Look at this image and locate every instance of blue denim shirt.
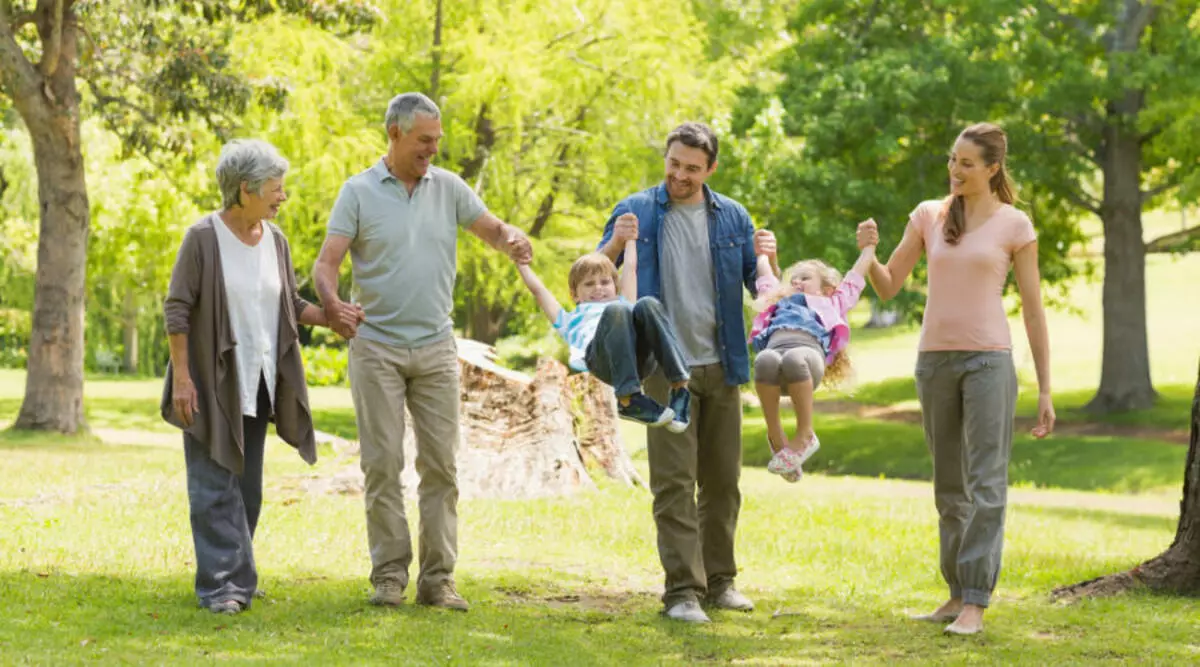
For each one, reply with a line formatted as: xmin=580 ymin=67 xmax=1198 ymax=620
xmin=598 ymin=183 xmax=758 ymax=385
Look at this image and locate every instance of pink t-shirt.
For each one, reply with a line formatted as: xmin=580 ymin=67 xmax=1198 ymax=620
xmin=910 ymin=199 xmax=1037 ymax=352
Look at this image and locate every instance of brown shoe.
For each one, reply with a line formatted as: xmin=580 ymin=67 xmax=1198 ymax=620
xmin=368 ymin=581 xmax=405 ymax=607
xmin=416 ymin=581 xmax=469 ymax=611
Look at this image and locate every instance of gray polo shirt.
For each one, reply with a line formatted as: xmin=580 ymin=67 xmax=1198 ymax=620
xmin=660 ymin=200 xmax=720 ymax=366
xmin=327 ymin=161 xmax=486 ymax=347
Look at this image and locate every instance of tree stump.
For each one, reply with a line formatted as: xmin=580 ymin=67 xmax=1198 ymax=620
xmin=301 ymin=339 xmax=643 ymax=499
xmin=1052 ymin=358 xmax=1200 ymax=601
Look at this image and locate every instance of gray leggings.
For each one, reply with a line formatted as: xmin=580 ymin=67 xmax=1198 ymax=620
xmin=754 ymin=330 xmax=826 ymax=387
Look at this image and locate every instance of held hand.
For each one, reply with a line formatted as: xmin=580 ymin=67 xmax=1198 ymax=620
xmin=504 ymin=226 xmax=533 ymax=265
xmin=325 ymin=300 xmax=358 ymax=339
xmin=613 ymin=213 xmax=639 ymax=244
xmin=856 ymin=219 xmax=879 ymax=250
xmin=1031 ymin=393 xmax=1056 ymax=439
xmin=753 ymin=229 xmax=778 ymax=260
xmin=172 ymin=375 xmax=199 ymax=428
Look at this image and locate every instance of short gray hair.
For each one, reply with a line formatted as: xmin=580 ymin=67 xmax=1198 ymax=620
xmin=216 ymin=139 xmax=290 ymax=210
xmin=384 ymin=93 xmax=440 ymax=134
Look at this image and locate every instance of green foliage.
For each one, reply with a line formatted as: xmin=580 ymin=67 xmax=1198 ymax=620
xmin=302 ymin=344 xmax=350 ymax=388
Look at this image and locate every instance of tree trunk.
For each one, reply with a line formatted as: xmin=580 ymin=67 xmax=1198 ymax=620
xmin=10 ymin=7 xmax=89 ymax=433
xmin=122 ymin=288 xmax=138 ymax=374
xmin=1086 ymin=107 xmax=1156 ymax=414
xmin=1054 ymin=358 xmax=1200 ymax=600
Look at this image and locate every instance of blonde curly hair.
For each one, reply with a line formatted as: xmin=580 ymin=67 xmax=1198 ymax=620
xmin=754 ymin=258 xmax=854 ymax=388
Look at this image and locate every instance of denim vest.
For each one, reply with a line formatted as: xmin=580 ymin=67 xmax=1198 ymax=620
xmin=598 ymin=183 xmax=758 ymax=385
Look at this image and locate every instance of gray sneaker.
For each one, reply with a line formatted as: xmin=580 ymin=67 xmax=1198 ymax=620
xmin=208 ymin=599 xmax=244 ymax=615
xmin=368 ymin=581 xmax=405 ymax=607
xmin=416 ymin=581 xmax=470 ymax=611
xmin=706 ymin=587 xmax=755 ymax=611
xmin=664 ymin=600 xmax=711 ymax=623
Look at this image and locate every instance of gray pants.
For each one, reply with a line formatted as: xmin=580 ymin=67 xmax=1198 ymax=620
xmin=915 ymin=351 xmax=1017 ymax=608
xmin=754 ymin=330 xmax=826 ymax=388
xmin=184 ymin=376 xmax=269 ymax=610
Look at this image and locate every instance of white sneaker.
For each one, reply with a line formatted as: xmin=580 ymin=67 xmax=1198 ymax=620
xmin=664 ymin=600 xmax=711 ymax=623
xmin=796 ymin=433 xmax=821 ymax=467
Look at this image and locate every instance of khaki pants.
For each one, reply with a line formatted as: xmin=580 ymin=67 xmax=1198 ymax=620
xmin=644 ymin=362 xmax=743 ymax=607
xmin=915 ymin=350 xmax=1017 ymax=608
xmin=349 ymin=335 xmax=460 ymax=595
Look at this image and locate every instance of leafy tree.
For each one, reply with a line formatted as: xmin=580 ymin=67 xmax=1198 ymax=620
xmin=740 ymin=0 xmax=1200 ymax=412
xmin=0 ymin=0 xmax=375 ymax=433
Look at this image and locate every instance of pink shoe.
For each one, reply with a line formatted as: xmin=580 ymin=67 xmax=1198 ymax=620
xmin=796 ymin=433 xmax=821 ymax=466
xmin=767 ymin=448 xmax=803 ymax=482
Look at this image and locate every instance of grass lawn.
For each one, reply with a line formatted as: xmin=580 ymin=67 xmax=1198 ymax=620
xmin=2 ymin=425 xmax=1196 ymax=666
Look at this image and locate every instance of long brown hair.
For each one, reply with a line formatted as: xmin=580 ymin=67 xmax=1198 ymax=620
xmin=941 ymin=123 xmax=1016 ymax=245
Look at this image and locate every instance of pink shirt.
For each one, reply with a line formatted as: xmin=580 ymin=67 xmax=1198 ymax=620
xmin=748 ymin=270 xmax=866 ymax=364
xmin=911 ymin=200 xmax=1036 ymax=352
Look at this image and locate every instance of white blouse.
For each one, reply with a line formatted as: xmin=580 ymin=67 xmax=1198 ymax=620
xmin=213 ymin=216 xmax=282 ymax=418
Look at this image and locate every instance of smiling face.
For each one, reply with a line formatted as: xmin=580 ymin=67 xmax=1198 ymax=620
xmin=241 ymin=177 xmax=286 ymax=220
xmin=388 ymin=114 xmax=443 ymax=182
xmin=664 ymin=142 xmax=716 ymax=205
xmin=572 ymin=272 xmax=617 ymax=303
xmin=947 ymin=137 xmax=999 ymax=198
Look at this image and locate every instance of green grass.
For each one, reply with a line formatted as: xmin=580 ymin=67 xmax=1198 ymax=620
xmin=1 ymin=425 xmax=1196 ymax=665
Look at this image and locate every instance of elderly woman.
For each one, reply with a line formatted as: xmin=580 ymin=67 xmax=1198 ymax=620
xmin=162 ymin=139 xmax=359 ymax=615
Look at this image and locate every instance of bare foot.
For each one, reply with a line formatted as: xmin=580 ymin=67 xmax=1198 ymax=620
xmin=944 ymin=604 xmax=985 ymax=635
xmin=910 ymin=598 xmax=963 ymax=623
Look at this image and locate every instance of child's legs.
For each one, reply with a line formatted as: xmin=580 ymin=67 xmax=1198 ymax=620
xmin=780 ymin=346 xmax=825 ymax=448
xmin=753 ymin=350 xmax=787 ymax=451
xmin=631 ymin=297 xmax=690 ymax=386
xmin=583 ymin=302 xmax=642 ymax=398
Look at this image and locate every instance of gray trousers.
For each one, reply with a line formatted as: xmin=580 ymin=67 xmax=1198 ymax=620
xmin=915 ymin=351 xmax=1017 ymax=608
xmin=184 ymin=376 xmax=270 ymax=609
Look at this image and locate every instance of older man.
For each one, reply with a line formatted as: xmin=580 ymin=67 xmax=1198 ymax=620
xmin=314 ymin=93 xmax=532 ymax=611
xmin=598 ymin=122 xmax=778 ymax=623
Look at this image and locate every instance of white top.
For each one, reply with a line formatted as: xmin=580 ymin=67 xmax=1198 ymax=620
xmin=214 ymin=216 xmax=282 ymax=417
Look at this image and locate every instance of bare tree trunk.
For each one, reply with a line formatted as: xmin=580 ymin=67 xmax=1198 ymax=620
xmin=122 ymin=288 xmax=138 ymax=374
xmin=429 ymin=0 xmax=443 ymax=100
xmin=1055 ymin=358 xmax=1200 ymax=600
xmin=1085 ymin=4 xmax=1159 ymax=414
xmin=1087 ymin=115 xmax=1156 ymax=413
xmin=6 ymin=4 xmax=89 ymax=432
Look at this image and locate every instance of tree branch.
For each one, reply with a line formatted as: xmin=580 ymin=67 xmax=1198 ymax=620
xmin=0 ymin=2 xmax=40 ymax=101
xmin=1142 ymin=171 xmax=1183 ymax=204
xmin=1145 ymin=225 xmax=1200 ymax=253
xmin=38 ymin=0 xmax=64 ymax=78
xmin=1064 ymin=187 xmax=1103 ymax=215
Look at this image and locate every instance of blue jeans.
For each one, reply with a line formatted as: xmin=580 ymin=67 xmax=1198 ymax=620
xmin=183 ymin=376 xmax=270 ymax=609
xmin=584 ymin=297 xmax=690 ymax=397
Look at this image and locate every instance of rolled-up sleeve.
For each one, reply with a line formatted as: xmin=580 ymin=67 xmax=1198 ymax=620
xmin=164 ymin=227 xmax=202 ymax=335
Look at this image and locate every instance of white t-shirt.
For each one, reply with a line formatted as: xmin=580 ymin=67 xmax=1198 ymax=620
xmin=214 ymin=216 xmax=282 ymax=417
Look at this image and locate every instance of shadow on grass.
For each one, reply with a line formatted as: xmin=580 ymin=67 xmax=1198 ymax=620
xmin=743 ymin=413 xmax=1185 ymax=494
xmin=1015 ymin=504 xmax=1177 ymax=534
xmin=3 ymin=566 xmax=1195 ymax=665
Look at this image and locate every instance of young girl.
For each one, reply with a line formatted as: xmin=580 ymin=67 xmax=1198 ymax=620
xmin=749 ymin=237 xmax=877 ymax=482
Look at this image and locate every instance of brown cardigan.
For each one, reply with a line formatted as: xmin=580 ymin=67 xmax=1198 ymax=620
xmin=161 ymin=213 xmax=317 ymax=474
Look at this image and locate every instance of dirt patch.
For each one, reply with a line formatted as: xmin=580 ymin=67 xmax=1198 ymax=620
xmin=816 ymin=399 xmax=1190 ymax=444
xmin=497 ymin=586 xmax=654 ymax=614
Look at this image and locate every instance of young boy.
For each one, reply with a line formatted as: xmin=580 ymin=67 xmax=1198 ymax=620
xmin=516 ymin=214 xmax=691 ymax=430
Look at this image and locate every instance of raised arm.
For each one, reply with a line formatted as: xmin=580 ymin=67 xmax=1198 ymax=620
xmin=619 ymin=238 xmax=638 ymax=302
xmin=598 ymin=205 xmax=638 ymax=265
xmin=857 ymin=219 xmax=923 ymax=301
xmin=516 ymin=262 xmax=563 ymax=324
xmin=1013 ymin=240 xmax=1055 ymax=437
